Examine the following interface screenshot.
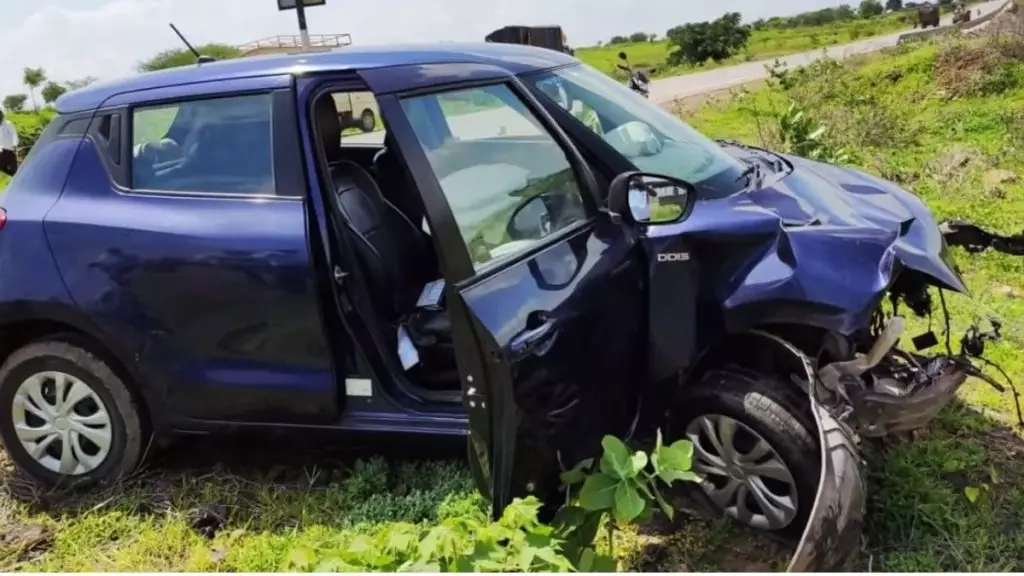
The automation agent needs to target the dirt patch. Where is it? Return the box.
[0,522,53,568]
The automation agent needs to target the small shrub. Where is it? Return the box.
[286,432,699,572]
[934,39,1024,98]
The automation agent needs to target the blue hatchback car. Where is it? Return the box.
[0,42,1005,571]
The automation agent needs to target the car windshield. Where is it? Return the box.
[527,63,748,198]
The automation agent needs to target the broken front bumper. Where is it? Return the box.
[763,316,986,571]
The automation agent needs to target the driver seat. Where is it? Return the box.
[315,96,456,379]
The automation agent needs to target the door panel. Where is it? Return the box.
[45,91,336,426]
[379,73,647,510]
[458,224,645,508]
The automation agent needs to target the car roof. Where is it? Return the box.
[57,42,576,114]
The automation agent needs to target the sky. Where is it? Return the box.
[1,0,851,103]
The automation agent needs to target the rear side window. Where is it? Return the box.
[131,93,275,196]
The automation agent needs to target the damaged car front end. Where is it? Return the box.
[526,63,1020,571]
[636,146,1021,571]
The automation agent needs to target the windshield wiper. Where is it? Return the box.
[718,139,792,175]
[736,161,762,190]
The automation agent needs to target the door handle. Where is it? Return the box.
[509,311,557,358]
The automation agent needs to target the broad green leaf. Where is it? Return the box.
[579,472,618,511]
[534,545,575,572]
[592,553,617,572]
[314,557,360,572]
[560,457,594,486]
[656,438,697,485]
[965,485,981,503]
[578,547,596,572]
[283,546,315,571]
[600,435,635,479]
[399,560,442,572]
[613,481,645,523]
[518,546,537,571]
[631,450,648,475]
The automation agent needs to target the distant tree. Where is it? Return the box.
[666,12,750,66]
[139,43,241,72]
[837,4,858,19]
[41,82,67,104]
[885,0,903,9]
[2,94,27,113]
[608,35,629,45]
[65,77,98,90]
[859,0,885,17]
[628,32,650,42]
[22,67,46,111]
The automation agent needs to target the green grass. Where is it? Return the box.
[577,11,913,80]
[6,29,1024,572]
[684,31,1024,569]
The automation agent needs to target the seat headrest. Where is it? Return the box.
[314,96,343,164]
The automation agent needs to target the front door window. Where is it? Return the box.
[400,84,588,272]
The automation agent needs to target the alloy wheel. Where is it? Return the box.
[685,414,799,530]
[11,371,114,475]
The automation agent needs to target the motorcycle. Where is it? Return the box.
[617,51,654,98]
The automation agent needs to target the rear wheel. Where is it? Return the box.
[0,341,145,488]
[668,367,820,538]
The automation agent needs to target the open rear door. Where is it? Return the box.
[374,67,648,509]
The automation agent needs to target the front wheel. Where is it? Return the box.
[0,340,146,488]
[667,367,820,538]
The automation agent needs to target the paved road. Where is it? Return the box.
[650,0,1007,103]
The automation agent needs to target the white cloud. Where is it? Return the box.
[0,0,845,105]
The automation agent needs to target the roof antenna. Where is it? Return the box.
[169,23,216,65]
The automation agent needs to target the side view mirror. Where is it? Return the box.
[606,172,695,225]
[507,194,553,241]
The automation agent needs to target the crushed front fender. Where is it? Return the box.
[788,403,866,571]
[751,331,867,572]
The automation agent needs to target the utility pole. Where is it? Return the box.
[295,0,311,51]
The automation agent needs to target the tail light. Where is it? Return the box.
[0,207,6,230]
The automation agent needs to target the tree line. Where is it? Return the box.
[601,0,958,67]
[2,68,97,113]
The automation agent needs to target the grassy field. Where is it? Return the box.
[5,20,1024,572]
[577,10,913,80]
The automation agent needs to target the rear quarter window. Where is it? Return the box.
[131,93,276,196]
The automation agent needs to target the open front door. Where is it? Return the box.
[375,68,647,510]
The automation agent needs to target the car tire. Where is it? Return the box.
[360,109,376,133]
[0,340,146,488]
[667,367,820,539]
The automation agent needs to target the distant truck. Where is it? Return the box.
[485,26,575,55]
[916,2,941,28]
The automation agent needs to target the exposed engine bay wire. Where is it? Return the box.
[934,288,1024,428]
[938,289,953,357]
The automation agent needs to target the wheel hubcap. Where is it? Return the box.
[11,371,113,475]
[685,414,798,530]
